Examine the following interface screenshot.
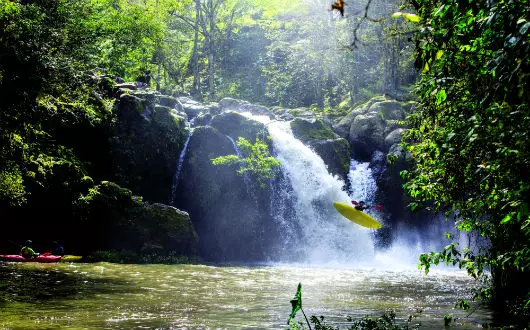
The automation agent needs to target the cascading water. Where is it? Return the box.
[242,113,375,264]
[169,119,195,205]
[347,159,377,208]
[225,135,242,157]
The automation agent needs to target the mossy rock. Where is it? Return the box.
[218,97,272,116]
[74,181,199,259]
[309,138,350,179]
[110,91,188,203]
[290,118,338,142]
[158,95,180,109]
[210,112,267,143]
[370,100,407,121]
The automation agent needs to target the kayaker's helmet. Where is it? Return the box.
[25,240,32,246]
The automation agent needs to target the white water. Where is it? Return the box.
[347,159,377,205]
[243,114,375,265]
[170,120,194,205]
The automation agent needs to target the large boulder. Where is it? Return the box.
[173,126,284,262]
[384,128,406,148]
[219,97,273,117]
[211,112,268,142]
[332,96,387,139]
[177,97,219,119]
[309,138,350,179]
[74,181,199,258]
[109,91,188,203]
[349,112,386,161]
[290,118,350,179]
[336,97,415,161]
[291,117,336,141]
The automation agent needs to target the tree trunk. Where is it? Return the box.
[192,0,201,99]
[207,0,215,100]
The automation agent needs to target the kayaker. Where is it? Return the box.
[52,241,64,256]
[20,240,39,258]
[351,200,382,212]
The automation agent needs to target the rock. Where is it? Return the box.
[178,97,216,118]
[143,203,199,256]
[349,112,386,161]
[290,118,350,180]
[131,89,159,104]
[193,112,212,126]
[173,126,283,262]
[109,91,188,203]
[385,128,406,148]
[291,118,337,141]
[332,107,365,139]
[115,82,137,90]
[74,181,199,257]
[308,138,350,180]
[158,95,180,109]
[219,97,273,117]
[210,112,267,142]
[370,100,407,121]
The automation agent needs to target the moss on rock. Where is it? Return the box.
[290,118,337,142]
[74,181,199,261]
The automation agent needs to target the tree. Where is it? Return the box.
[400,0,530,318]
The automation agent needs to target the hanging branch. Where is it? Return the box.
[345,0,384,51]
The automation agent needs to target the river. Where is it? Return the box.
[0,261,492,329]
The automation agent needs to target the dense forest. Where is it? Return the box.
[1,0,529,326]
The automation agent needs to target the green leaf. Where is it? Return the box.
[404,13,421,23]
[501,214,513,224]
[287,283,302,324]
[436,89,447,105]
[392,12,421,23]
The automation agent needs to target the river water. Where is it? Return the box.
[0,262,491,329]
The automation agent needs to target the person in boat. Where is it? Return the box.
[351,200,382,212]
[20,240,39,258]
[52,241,64,256]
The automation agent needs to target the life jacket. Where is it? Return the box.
[20,246,35,258]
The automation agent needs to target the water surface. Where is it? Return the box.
[0,262,491,329]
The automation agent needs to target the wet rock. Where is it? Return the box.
[115,82,137,90]
[173,126,282,262]
[178,97,217,118]
[158,95,180,109]
[385,128,406,148]
[210,112,267,142]
[110,91,187,203]
[74,181,199,257]
[291,118,349,180]
[219,97,273,117]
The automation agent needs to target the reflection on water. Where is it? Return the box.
[0,262,491,329]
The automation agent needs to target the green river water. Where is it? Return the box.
[0,262,492,329]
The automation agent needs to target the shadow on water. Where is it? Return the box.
[0,263,137,305]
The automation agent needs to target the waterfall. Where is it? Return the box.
[225,135,243,157]
[347,159,378,216]
[243,114,375,264]
[169,119,195,205]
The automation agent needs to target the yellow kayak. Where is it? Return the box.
[59,255,83,262]
[333,201,382,229]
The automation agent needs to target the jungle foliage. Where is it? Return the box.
[0,0,413,209]
[400,0,530,319]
